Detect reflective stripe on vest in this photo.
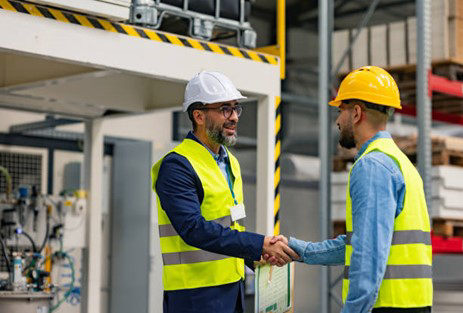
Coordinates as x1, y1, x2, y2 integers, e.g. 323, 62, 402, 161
345, 230, 432, 246
151, 138, 246, 291
342, 137, 433, 308
345, 229, 432, 279
159, 216, 232, 238
159, 215, 238, 266
344, 264, 433, 279
163, 250, 233, 265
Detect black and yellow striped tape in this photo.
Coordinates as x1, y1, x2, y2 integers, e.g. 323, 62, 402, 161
0, 0, 279, 65
274, 96, 281, 236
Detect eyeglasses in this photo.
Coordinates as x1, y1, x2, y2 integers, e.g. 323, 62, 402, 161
198, 105, 243, 119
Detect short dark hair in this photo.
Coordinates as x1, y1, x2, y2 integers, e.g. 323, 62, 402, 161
187, 102, 204, 131
345, 99, 395, 117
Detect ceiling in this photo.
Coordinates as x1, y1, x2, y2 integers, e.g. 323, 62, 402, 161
252, 0, 416, 31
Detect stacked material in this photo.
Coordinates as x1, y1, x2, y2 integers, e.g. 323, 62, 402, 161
333, 135, 463, 173
331, 165, 463, 222
332, 0, 463, 71
331, 135, 463, 237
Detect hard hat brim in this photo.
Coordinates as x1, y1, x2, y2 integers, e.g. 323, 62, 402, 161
182, 95, 247, 112
328, 99, 341, 107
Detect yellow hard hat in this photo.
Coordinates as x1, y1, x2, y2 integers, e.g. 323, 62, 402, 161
329, 66, 401, 109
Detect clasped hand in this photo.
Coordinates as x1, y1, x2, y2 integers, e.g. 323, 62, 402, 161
260, 235, 299, 267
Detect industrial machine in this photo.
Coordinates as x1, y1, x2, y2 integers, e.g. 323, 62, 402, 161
0, 166, 84, 312
130, 0, 257, 48
29, 0, 257, 48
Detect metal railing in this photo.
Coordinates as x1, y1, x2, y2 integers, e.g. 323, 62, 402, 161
130, 0, 256, 48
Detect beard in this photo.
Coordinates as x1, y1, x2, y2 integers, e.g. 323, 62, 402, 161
205, 117, 237, 147
338, 122, 356, 149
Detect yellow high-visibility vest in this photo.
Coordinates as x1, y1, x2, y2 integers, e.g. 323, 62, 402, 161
151, 138, 245, 291
343, 137, 433, 308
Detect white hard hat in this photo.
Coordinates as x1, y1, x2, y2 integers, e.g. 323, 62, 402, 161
183, 71, 246, 112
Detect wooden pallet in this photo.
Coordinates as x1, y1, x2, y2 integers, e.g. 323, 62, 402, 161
433, 219, 463, 237
395, 135, 463, 167
333, 220, 346, 238
333, 219, 463, 238
337, 61, 463, 113
433, 62, 463, 81
332, 146, 357, 172
333, 135, 463, 172
332, 155, 354, 172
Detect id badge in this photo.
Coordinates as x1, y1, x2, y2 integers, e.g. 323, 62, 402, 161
230, 203, 246, 222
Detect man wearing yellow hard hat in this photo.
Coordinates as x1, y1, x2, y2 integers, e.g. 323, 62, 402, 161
268, 66, 433, 313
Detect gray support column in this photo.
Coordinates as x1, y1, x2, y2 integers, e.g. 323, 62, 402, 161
318, 1, 333, 312
416, 0, 432, 214
110, 140, 152, 313
82, 119, 104, 313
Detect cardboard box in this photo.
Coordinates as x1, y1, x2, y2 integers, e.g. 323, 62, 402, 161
370, 24, 388, 67
332, 30, 350, 73
431, 0, 450, 60
331, 166, 463, 221
449, 17, 463, 61
351, 27, 369, 69
407, 17, 417, 64
389, 21, 407, 66
448, 0, 463, 19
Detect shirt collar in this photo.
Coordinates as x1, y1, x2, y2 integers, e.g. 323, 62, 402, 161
355, 131, 392, 160
187, 131, 228, 162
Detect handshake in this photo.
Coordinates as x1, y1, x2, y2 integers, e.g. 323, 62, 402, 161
260, 235, 299, 267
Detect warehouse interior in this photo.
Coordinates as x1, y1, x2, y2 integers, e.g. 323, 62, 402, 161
0, 0, 462, 312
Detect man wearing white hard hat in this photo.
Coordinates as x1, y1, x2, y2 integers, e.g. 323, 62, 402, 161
151, 71, 298, 313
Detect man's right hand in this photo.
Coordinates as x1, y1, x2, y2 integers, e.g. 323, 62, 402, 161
262, 236, 299, 267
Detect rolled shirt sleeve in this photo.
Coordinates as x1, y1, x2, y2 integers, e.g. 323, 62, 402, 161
288, 236, 346, 265
342, 153, 404, 313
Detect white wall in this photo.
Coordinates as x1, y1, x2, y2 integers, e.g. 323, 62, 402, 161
0, 107, 174, 313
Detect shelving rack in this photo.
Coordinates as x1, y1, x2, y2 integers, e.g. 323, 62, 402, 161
317, 0, 462, 311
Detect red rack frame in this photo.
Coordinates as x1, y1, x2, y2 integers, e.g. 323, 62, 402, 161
399, 70, 463, 125
432, 234, 463, 254
398, 69, 463, 254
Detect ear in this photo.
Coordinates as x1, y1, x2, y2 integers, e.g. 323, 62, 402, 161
352, 104, 363, 124
193, 110, 205, 127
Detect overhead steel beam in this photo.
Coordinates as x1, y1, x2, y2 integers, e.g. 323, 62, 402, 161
354, 0, 410, 20
300, 0, 414, 25
0, 132, 114, 155
9, 115, 81, 134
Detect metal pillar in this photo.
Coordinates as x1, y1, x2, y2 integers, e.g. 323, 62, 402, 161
318, 1, 333, 312
256, 95, 277, 236
82, 119, 104, 313
416, 0, 432, 213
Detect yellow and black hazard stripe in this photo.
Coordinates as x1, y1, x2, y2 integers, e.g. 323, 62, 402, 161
0, 0, 279, 65
274, 96, 282, 236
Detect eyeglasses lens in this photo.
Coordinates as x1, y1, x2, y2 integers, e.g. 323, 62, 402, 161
222, 106, 242, 118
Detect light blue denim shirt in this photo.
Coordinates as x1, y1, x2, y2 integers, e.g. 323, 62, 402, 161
289, 131, 406, 313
